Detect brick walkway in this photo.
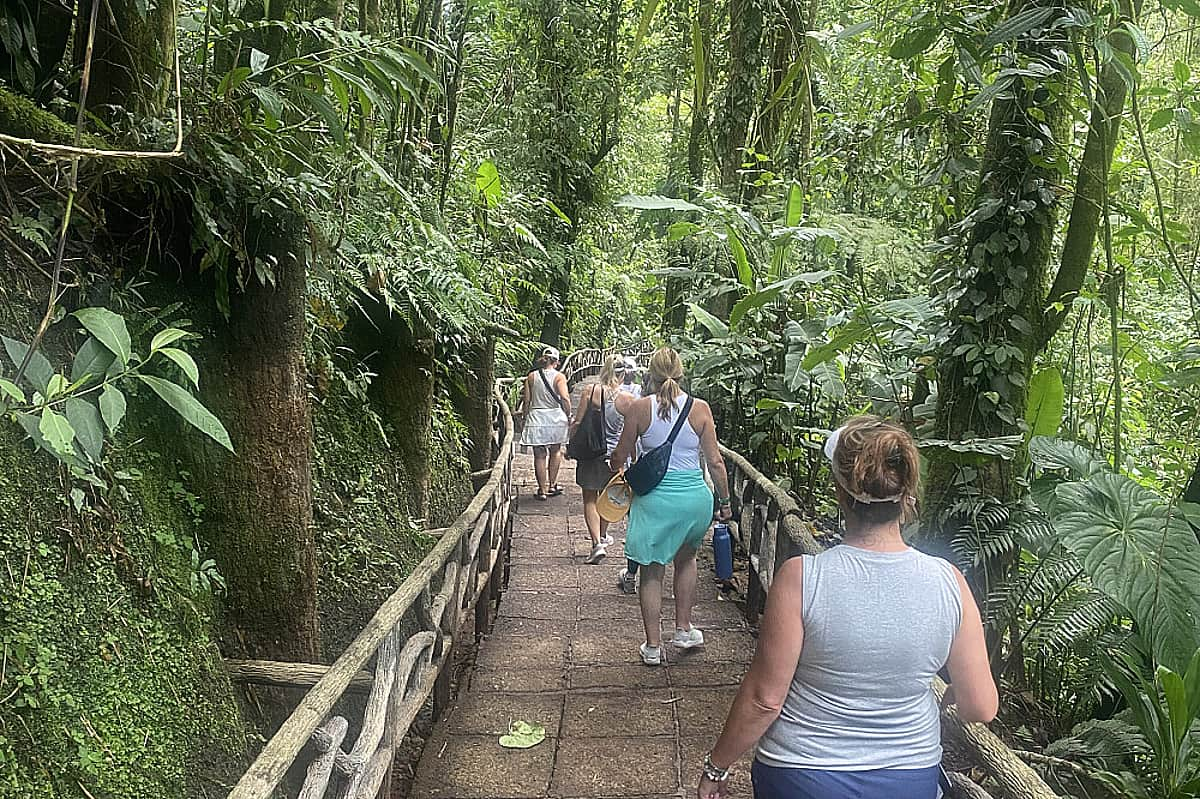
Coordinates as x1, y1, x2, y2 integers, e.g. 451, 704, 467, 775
412, 455, 759, 798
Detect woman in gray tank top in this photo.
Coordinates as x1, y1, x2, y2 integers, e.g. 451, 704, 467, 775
697, 416, 997, 799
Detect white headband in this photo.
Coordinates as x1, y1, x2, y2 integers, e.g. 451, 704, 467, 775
824, 425, 905, 505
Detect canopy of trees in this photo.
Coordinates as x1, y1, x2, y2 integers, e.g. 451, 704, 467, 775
3, 0, 1200, 795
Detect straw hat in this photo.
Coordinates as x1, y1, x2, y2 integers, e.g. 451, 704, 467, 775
596, 473, 632, 523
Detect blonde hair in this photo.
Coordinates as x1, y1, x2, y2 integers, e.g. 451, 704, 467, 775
831, 415, 920, 524
645, 348, 684, 421
598, 354, 622, 388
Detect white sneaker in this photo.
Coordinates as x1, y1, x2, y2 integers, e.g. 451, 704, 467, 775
640, 643, 663, 666
617, 568, 636, 595
672, 626, 705, 649
600, 533, 615, 546
584, 543, 607, 565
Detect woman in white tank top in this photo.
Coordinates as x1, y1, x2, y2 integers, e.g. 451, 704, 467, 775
610, 348, 733, 667
696, 417, 997, 799
518, 345, 571, 499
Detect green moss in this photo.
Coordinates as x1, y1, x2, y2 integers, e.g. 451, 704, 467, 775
312, 383, 473, 654
0, 426, 248, 799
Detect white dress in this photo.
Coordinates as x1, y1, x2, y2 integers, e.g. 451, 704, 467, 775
520, 368, 569, 446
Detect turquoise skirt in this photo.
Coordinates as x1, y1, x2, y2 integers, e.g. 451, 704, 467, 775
625, 470, 714, 566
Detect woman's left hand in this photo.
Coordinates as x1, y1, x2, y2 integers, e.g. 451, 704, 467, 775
697, 774, 728, 799
717, 505, 732, 522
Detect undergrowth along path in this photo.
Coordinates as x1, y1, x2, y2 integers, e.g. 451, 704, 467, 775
411, 454, 756, 798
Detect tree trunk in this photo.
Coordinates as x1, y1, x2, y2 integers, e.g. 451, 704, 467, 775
926, 0, 1070, 523
455, 336, 496, 472
75, 0, 176, 119
201, 220, 319, 662
718, 0, 763, 191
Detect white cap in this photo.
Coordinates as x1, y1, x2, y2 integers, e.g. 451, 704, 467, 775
541, 346, 560, 361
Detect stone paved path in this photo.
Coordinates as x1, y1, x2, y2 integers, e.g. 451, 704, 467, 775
412, 455, 759, 798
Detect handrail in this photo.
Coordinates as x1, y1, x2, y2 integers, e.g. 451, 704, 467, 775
560, 340, 655, 383
227, 386, 515, 799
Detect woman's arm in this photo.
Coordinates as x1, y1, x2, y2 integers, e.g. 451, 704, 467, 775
610, 398, 648, 467
555, 372, 572, 415
519, 374, 532, 415
700, 558, 805, 794
570, 384, 595, 433
944, 568, 998, 723
695, 402, 731, 521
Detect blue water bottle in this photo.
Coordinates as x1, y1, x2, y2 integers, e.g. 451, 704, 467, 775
712, 523, 733, 582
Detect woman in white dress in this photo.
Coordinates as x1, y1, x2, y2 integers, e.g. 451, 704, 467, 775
519, 346, 572, 500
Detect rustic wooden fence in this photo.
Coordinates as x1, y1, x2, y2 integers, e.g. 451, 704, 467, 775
226, 387, 515, 799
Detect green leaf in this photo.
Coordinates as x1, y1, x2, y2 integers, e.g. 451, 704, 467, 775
667, 221, 702, 241
297, 87, 345, 145
0, 378, 25, 403
630, 0, 661, 59
498, 720, 546, 749
687, 303, 729, 339
888, 25, 940, 60
39, 408, 75, 458
151, 328, 190, 352
71, 337, 117, 384
476, 159, 502, 208
2, 335, 53, 392
1147, 107, 1176, 133
99, 386, 126, 434
66, 398, 104, 463
1029, 436, 1108, 479
982, 6, 1056, 49
159, 348, 200, 388
1159, 667, 1191, 752
1054, 473, 1200, 673
1025, 367, 1064, 439
730, 271, 835, 329
801, 321, 869, 370
615, 194, 704, 213
73, 308, 132, 365
544, 199, 572, 225
138, 376, 233, 452
727, 226, 752, 287
784, 181, 804, 227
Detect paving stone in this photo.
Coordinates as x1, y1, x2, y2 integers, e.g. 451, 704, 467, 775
552, 736, 679, 796
673, 688, 740, 739
562, 690, 676, 737
469, 665, 567, 693
490, 616, 576, 638
445, 691, 565, 736
474, 633, 569, 671
572, 621, 656, 664
507, 564, 580, 591
568, 663, 670, 691
667, 598, 748, 630
667, 660, 748, 688
497, 591, 578, 620
412, 732, 555, 798
665, 630, 754, 665
581, 593, 643, 619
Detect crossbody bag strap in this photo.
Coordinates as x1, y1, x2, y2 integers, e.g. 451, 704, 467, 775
538, 369, 568, 412
665, 395, 695, 444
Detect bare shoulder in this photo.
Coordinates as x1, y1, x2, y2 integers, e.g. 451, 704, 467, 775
688, 396, 714, 424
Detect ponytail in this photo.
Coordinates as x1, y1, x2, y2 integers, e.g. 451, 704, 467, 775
646, 347, 685, 421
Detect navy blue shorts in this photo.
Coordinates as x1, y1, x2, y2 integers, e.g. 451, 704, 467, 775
751, 760, 942, 799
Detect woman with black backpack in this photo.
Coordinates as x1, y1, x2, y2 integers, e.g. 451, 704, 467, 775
570, 355, 633, 565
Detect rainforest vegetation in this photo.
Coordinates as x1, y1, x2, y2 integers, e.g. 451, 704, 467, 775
2, 0, 1200, 794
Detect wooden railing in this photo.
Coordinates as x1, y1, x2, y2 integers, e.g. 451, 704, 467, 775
720, 445, 822, 620
560, 340, 654, 383
226, 387, 515, 799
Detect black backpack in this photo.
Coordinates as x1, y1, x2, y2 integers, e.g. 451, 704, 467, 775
566, 386, 607, 461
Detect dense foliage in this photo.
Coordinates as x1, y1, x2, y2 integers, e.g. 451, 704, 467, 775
3, 0, 1200, 794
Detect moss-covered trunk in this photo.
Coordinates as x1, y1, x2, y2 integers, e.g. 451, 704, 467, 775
925, 0, 1070, 522
198, 228, 319, 662
455, 336, 496, 472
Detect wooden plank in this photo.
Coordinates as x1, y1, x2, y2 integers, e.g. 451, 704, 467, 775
297, 716, 348, 799
225, 661, 374, 692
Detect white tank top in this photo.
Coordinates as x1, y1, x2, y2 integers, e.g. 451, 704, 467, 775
639, 393, 701, 472
529, 369, 563, 410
